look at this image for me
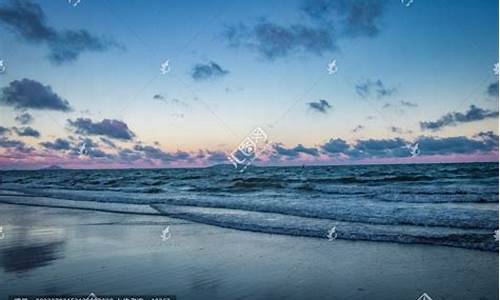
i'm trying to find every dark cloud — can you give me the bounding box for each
[13,126,40,138]
[355,79,396,98]
[0,79,71,111]
[198,150,227,162]
[0,137,33,153]
[191,61,229,81]
[0,137,24,148]
[400,100,418,107]
[72,138,112,158]
[133,144,191,162]
[0,126,10,136]
[301,0,388,37]
[67,118,135,140]
[352,125,364,133]
[320,138,350,154]
[415,135,498,155]
[225,21,335,60]
[389,126,403,134]
[487,81,499,97]
[420,105,499,131]
[40,138,71,151]
[0,0,121,64]
[352,138,408,158]
[273,143,319,157]
[15,112,33,124]
[99,137,117,148]
[224,0,387,60]
[153,94,164,100]
[307,99,331,113]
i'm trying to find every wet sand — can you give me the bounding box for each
[0,202,498,300]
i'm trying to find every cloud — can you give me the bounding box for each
[352,125,364,133]
[15,112,33,124]
[307,99,332,113]
[0,136,33,153]
[0,137,24,148]
[273,143,319,157]
[153,94,188,107]
[487,81,499,97]
[0,0,121,64]
[389,126,403,134]
[301,0,388,37]
[320,138,350,154]
[191,61,229,81]
[415,135,498,155]
[420,105,499,131]
[40,138,71,151]
[13,126,40,138]
[0,126,10,136]
[131,144,191,162]
[99,137,117,148]
[224,0,388,60]
[355,79,396,98]
[400,100,418,107]
[198,150,228,162]
[351,138,408,158]
[0,79,71,111]
[67,118,135,140]
[225,21,335,60]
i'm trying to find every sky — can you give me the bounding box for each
[0,0,498,169]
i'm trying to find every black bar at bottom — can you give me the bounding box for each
[9,296,176,300]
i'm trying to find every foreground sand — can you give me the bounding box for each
[0,202,497,300]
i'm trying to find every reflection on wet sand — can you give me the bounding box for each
[0,227,66,273]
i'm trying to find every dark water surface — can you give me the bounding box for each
[0,162,498,250]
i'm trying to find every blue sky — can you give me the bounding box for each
[0,0,498,169]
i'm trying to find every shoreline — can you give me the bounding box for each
[0,193,497,252]
[0,202,498,300]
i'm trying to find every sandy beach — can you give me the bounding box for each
[0,202,497,300]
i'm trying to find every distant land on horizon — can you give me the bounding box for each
[0,160,497,172]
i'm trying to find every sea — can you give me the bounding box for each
[0,162,498,251]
